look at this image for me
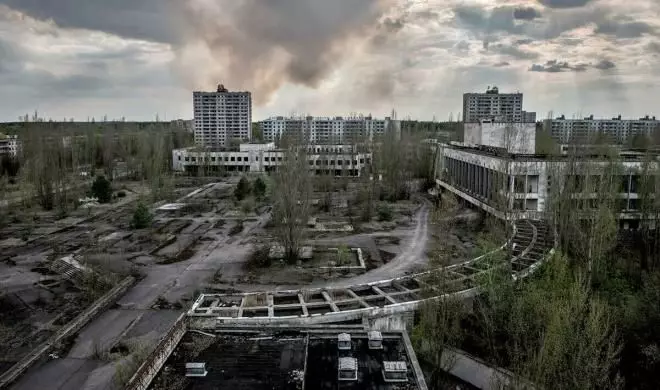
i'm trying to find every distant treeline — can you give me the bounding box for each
[0,121,191,135]
[401,121,463,142]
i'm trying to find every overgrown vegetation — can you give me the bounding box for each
[91,175,113,203]
[253,176,267,200]
[416,145,660,389]
[234,176,251,201]
[272,143,312,263]
[131,202,153,229]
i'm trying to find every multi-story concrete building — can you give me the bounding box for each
[259,116,400,144]
[544,115,659,145]
[173,143,371,176]
[193,84,252,148]
[463,86,526,123]
[0,134,20,157]
[436,144,658,226]
[522,111,537,123]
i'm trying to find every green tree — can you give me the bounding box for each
[131,202,153,229]
[253,176,267,200]
[235,176,251,201]
[377,203,393,222]
[91,175,113,204]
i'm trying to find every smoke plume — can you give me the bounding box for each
[175,0,394,104]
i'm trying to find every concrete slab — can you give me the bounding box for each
[10,358,103,390]
[68,310,143,359]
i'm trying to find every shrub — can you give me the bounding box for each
[246,245,271,269]
[240,198,256,215]
[377,203,393,222]
[253,177,267,200]
[131,203,153,229]
[234,176,251,201]
[91,176,113,204]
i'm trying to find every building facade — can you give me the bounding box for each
[464,120,536,154]
[193,84,252,148]
[259,116,400,144]
[435,143,658,226]
[522,111,537,123]
[0,134,20,157]
[544,115,659,145]
[173,143,371,176]
[463,87,526,123]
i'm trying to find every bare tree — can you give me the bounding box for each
[272,142,312,263]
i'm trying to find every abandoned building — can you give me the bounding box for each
[172,143,372,176]
[147,329,428,390]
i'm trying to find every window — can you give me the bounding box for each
[231,157,235,162]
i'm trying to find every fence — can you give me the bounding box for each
[125,313,187,390]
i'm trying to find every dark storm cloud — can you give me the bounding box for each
[454,5,522,36]
[0,37,23,73]
[454,3,657,43]
[452,4,590,41]
[536,0,594,8]
[514,7,542,20]
[595,18,656,38]
[529,60,587,72]
[649,42,660,53]
[486,43,540,60]
[530,59,616,72]
[515,38,535,45]
[0,0,180,43]
[593,59,616,69]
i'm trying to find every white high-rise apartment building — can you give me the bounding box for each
[544,115,659,144]
[193,84,252,148]
[260,116,400,144]
[463,86,525,123]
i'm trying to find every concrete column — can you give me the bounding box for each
[267,294,274,317]
[481,167,486,198]
[627,174,632,210]
[486,169,493,200]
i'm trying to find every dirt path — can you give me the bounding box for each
[326,199,431,288]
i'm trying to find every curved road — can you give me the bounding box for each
[327,199,431,288]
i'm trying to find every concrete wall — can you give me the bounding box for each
[464,122,535,154]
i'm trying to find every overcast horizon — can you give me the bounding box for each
[0,0,659,122]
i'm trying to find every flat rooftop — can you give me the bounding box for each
[149,330,427,390]
[444,142,660,162]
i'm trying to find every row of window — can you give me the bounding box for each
[179,155,368,165]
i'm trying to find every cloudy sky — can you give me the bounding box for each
[0,0,659,122]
